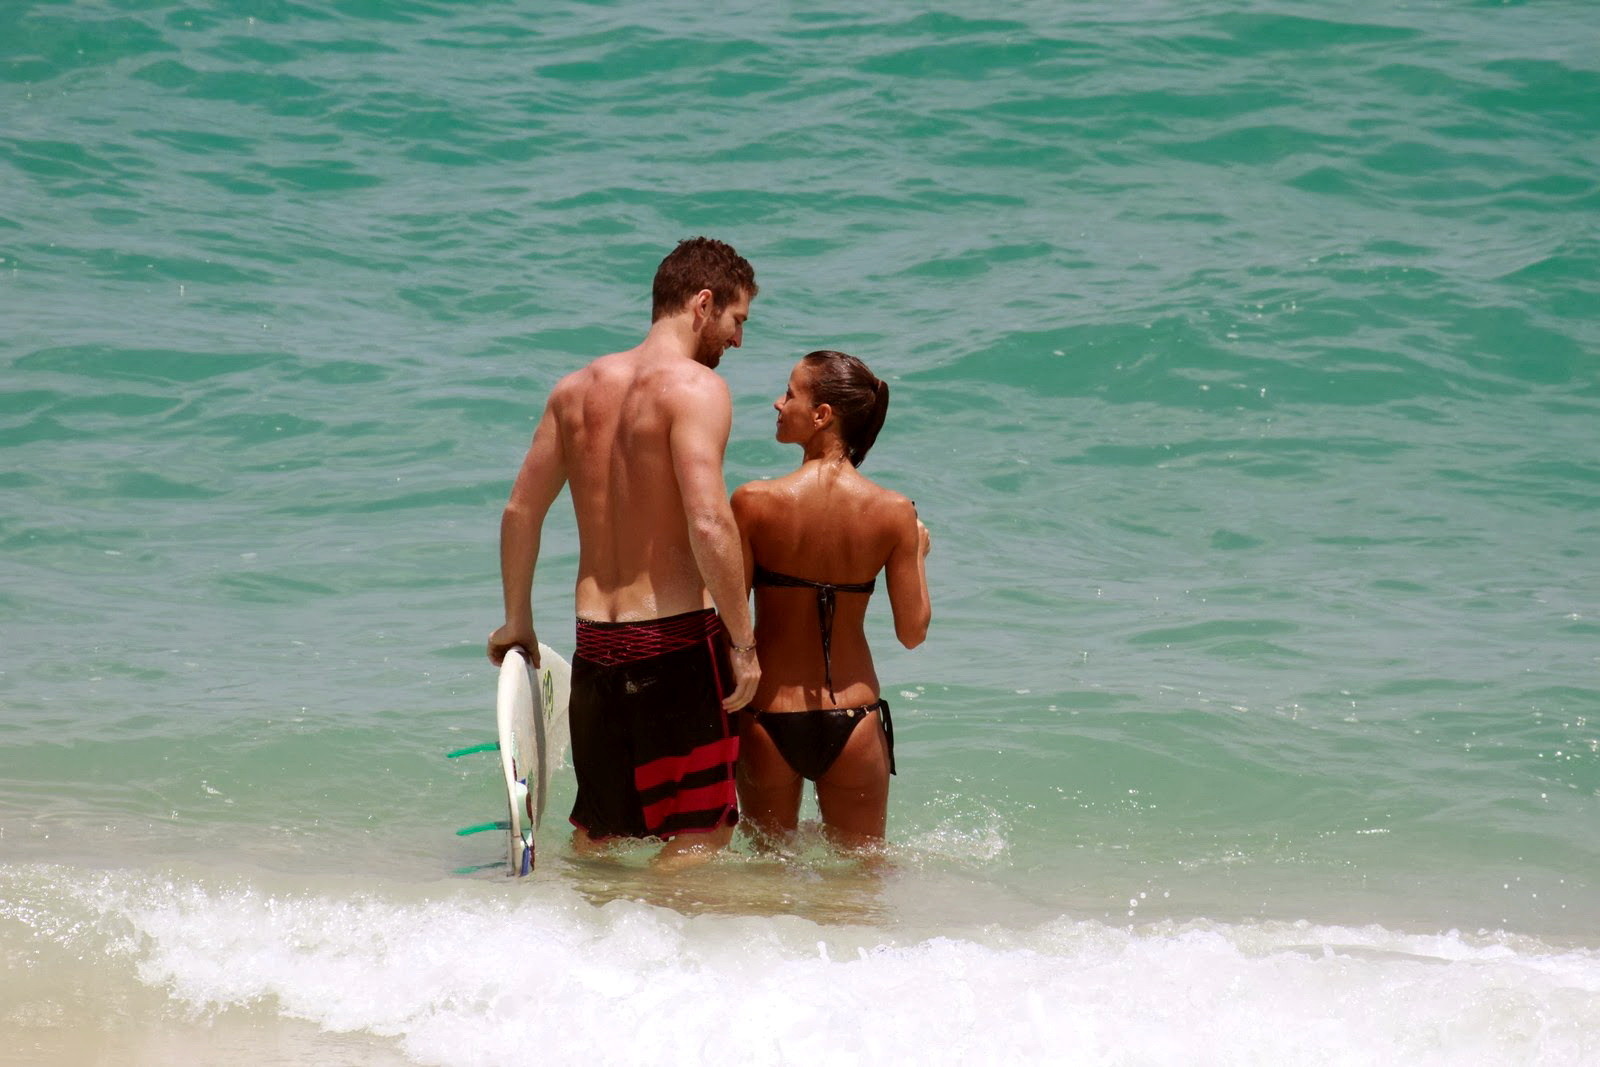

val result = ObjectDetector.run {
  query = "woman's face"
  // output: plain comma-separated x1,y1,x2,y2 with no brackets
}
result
774,362,818,444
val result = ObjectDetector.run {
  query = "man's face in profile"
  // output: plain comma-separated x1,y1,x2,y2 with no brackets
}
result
695,291,751,368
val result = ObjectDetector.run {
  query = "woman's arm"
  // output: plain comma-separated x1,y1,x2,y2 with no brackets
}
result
883,497,931,648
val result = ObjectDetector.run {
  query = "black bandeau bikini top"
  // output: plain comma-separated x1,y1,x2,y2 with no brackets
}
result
752,564,876,700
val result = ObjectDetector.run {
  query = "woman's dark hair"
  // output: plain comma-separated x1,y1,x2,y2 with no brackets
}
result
801,350,889,467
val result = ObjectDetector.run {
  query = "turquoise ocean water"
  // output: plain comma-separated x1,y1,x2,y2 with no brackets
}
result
3,1,1598,1062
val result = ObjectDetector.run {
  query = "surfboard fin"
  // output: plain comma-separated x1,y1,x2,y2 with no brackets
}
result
446,741,500,759
453,861,505,875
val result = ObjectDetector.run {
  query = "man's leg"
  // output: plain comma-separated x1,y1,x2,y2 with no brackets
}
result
571,827,617,856
651,823,735,870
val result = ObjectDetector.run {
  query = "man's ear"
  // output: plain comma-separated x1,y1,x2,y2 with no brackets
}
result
691,288,715,327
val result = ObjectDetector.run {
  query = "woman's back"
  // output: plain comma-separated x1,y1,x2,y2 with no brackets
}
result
734,461,921,711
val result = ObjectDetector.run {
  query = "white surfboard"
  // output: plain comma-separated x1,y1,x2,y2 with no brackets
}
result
496,643,572,876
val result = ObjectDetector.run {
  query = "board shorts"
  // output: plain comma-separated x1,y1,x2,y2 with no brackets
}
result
567,608,739,840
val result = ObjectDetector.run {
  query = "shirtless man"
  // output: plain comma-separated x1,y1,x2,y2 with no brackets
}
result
487,237,760,869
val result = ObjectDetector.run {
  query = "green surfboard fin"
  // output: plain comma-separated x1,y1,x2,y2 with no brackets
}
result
446,741,500,759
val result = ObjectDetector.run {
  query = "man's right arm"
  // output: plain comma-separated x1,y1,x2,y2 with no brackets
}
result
668,374,760,710
488,397,568,667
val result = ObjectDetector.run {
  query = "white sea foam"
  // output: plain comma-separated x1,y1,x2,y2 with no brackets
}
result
9,866,1597,1067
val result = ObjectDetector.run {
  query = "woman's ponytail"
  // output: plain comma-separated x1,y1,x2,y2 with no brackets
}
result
802,350,890,467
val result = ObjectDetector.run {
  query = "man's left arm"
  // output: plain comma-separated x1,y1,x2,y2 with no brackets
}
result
488,398,567,667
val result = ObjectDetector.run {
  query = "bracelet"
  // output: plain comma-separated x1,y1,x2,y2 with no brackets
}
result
730,642,757,654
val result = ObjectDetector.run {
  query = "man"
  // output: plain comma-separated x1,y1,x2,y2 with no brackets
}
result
488,237,760,869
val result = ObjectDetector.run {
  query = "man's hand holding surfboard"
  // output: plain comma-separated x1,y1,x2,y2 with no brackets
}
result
488,621,541,669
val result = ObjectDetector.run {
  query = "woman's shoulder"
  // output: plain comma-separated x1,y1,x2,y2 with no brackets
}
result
732,472,797,518
733,472,793,500
849,472,915,515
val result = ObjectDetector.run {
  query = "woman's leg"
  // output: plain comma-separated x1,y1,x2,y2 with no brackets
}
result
736,716,804,849
815,710,891,848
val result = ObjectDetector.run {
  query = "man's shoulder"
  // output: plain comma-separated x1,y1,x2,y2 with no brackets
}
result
548,365,588,398
548,351,645,401
658,354,725,389
554,349,727,422
592,348,723,389
651,359,730,420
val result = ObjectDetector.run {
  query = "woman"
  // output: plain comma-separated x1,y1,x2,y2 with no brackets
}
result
731,350,931,849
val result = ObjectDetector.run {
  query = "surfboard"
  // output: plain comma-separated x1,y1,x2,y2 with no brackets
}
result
449,642,571,876
498,644,573,874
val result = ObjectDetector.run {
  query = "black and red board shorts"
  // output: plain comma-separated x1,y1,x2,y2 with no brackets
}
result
568,608,739,840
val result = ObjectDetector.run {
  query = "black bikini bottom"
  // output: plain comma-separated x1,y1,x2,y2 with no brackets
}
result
746,700,895,782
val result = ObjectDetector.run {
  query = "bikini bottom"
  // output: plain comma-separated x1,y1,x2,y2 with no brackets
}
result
745,700,894,782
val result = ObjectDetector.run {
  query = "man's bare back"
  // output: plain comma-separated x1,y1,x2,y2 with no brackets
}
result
556,347,738,624
489,287,756,701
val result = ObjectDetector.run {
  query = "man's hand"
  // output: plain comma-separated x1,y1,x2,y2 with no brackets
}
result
488,622,541,668
722,645,760,711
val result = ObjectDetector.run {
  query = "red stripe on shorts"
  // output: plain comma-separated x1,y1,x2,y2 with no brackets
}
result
641,782,738,832
633,735,739,793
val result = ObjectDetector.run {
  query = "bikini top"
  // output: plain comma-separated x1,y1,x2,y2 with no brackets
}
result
752,564,876,700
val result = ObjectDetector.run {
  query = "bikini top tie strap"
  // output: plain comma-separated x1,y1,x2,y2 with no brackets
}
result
752,565,875,596
817,582,838,699
752,565,876,700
